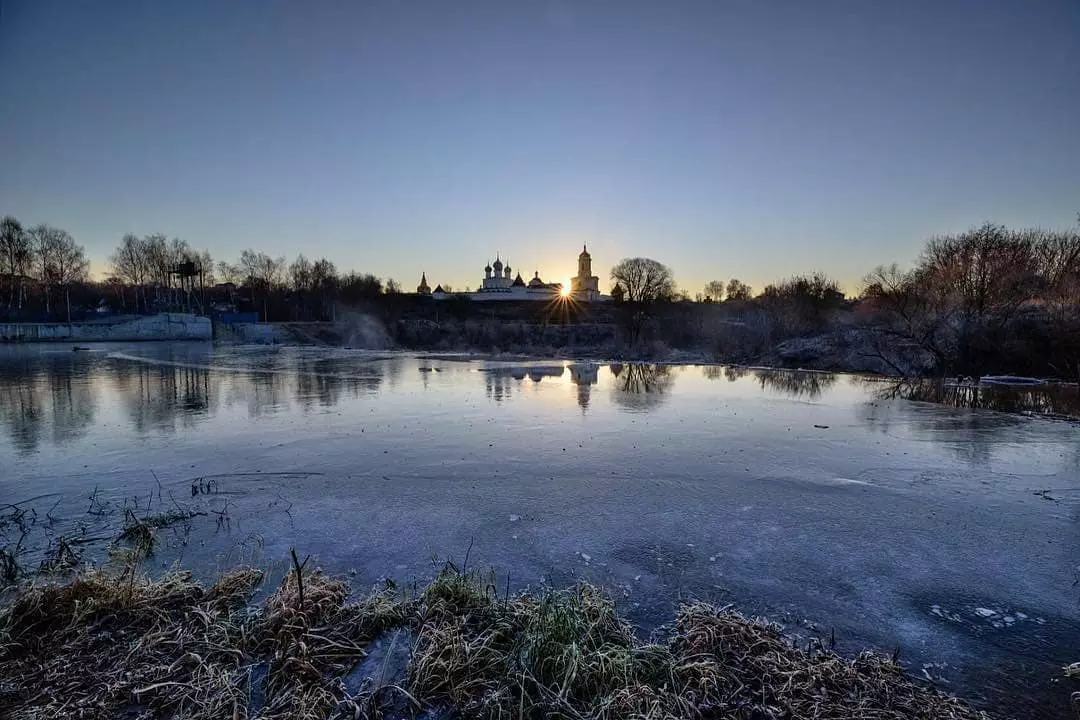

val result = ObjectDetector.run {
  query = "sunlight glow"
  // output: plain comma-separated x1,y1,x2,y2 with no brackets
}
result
560,282,571,297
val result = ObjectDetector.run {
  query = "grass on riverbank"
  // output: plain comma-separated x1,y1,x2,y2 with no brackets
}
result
0,559,995,720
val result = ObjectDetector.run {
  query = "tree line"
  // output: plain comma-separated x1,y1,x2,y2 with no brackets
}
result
0,215,407,322
1,217,90,322
860,221,1080,377
4,211,1078,378
606,218,1079,378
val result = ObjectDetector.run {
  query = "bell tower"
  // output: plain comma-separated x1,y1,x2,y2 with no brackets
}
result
578,245,592,278
571,245,600,300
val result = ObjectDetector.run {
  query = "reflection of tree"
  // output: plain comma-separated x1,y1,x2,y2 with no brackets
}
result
0,382,44,454
48,373,96,444
869,378,1080,419
293,358,384,409
703,365,750,382
611,363,675,411
753,369,837,400
0,354,97,453
701,365,750,382
116,364,214,433
248,371,289,417
856,377,1080,466
485,374,514,402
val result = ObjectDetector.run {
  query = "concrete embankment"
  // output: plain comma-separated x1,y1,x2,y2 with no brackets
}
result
0,313,211,342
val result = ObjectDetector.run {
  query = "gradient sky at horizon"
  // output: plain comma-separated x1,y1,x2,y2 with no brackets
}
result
1,0,1077,294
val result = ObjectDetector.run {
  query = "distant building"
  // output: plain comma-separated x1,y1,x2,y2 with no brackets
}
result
417,272,431,296
570,245,600,301
421,246,613,302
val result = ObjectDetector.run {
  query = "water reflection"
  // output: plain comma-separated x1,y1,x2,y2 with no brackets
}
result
3,346,1077,459
610,364,674,411
0,352,98,454
569,362,599,411
701,365,749,382
871,379,1080,420
481,366,564,403
111,363,214,433
753,369,837,400
702,366,840,396
0,383,45,454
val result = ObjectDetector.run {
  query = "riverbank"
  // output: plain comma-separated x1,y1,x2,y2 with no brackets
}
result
0,557,995,720
0,313,211,343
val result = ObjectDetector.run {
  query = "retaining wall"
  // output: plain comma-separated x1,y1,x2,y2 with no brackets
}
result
0,314,212,342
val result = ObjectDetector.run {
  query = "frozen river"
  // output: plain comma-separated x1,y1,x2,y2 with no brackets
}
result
2,342,1078,717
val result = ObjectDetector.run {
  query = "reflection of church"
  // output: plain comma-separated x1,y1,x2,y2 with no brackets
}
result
417,246,613,302
569,362,599,410
483,365,565,401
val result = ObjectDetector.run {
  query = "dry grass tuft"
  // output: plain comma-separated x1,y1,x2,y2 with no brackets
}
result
0,560,1003,719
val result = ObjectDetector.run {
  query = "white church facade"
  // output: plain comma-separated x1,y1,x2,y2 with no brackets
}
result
417,246,614,302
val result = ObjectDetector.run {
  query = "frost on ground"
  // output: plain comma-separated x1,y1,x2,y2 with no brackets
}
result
0,560,998,720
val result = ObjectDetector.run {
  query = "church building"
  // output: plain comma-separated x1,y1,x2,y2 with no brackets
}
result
419,246,612,302
570,245,600,301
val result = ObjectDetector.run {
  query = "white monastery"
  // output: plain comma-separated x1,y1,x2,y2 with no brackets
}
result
417,246,618,302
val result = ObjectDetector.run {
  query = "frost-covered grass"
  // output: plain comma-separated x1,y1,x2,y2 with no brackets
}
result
0,558,996,719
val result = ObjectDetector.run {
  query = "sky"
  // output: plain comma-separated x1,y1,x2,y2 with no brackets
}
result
1,0,1078,295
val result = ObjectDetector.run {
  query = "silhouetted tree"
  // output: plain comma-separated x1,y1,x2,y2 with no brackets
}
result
339,272,382,303
610,257,676,302
29,226,87,321
725,279,752,302
1,216,32,309
289,254,313,291
216,261,243,285
109,233,149,311
703,280,725,302
238,250,285,321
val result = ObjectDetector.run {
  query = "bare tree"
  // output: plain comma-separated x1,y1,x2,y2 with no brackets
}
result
702,280,725,302
725,279,752,302
310,258,338,320
143,234,172,287
109,233,149,312
859,263,955,374
610,257,676,303
1,216,33,309
311,258,337,289
28,224,61,314
238,250,285,320
216,260,243,285
29,225,87,321
197,250,215,286
52,234,89,322
289,254,313,291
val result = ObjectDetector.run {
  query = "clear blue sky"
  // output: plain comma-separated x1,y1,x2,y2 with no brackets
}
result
1,0,1077,294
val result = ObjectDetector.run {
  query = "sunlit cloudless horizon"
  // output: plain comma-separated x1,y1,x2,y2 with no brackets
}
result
1,0,1077,294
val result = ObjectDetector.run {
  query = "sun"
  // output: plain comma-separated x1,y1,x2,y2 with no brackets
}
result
560,283,571,297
